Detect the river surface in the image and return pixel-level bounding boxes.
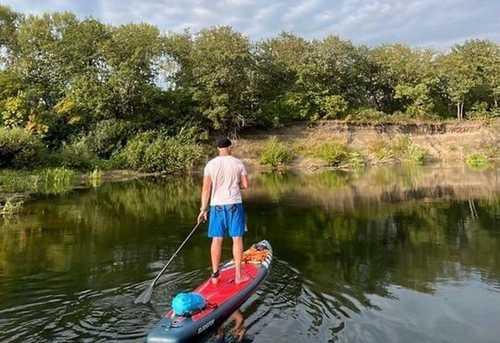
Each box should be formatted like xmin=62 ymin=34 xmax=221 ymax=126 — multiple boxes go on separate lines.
xmin=1 ymin=165 xmax=500 ymax=342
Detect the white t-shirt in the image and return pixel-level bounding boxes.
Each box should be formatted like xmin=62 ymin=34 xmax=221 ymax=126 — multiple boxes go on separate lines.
xmin=203 ymin=155 xmax=247 ymax=206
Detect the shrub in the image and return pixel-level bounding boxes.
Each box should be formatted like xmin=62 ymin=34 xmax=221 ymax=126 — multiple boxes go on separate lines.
xmin=0 ymin=127 xmax=45 ymax=168
xmin=259 ymin=137 xmax=294 ymax=169
xmin=321 ymin=95 xmax=348 ymax=119
xmin=117 ymin=131 xmax=155 ymax=170
xmin=345 ymin=108 xmax=386 ymax=123
xmin=119 ymin=131 xmax=203 ymax=173
xmin=370 ymin=136 xmax=427 ymax=164
xmin=405 ymin=143 xmax=427 ymax=164
xmin=90 ymin=119 xmax=136 ymax=158
xmin=465 ymin=153 xmax=490 ymax=169
xmin=315 ymin=142 xmax=350 ymax=167
xmin=57 ymin=136 xmax=98 ymax=170
xmin=314 ymin=142 xmax=365 ymax=168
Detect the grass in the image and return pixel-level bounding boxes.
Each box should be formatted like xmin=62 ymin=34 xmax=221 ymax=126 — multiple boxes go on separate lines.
xmin=305 ymin=141 xmax=365 ymax=169
xmin=370 ymin=136 xmax=427 ymax=164
xmin=259 ymin=137 xmax=295 ymax=169
xmin=465 ymin=153 xmax=491 ymax=169
xmin=0 ymin=167 xmax=77 ymax=194
xmin=87 ymin=168 xmax=103 ymax=187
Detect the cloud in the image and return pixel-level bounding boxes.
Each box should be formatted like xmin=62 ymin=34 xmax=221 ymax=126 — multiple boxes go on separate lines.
xmin=2 ymin=0 xmax=499 ymax=47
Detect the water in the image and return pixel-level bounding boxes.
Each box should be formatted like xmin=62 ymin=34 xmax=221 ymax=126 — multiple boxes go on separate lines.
xmin=1 ymin=165 xmax=500 ymax=342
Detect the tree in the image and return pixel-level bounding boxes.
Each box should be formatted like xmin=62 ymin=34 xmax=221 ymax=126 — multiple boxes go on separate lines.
xmin=368 ymin=44 xmax=437 ymax=115
xmin=438 ymin=40 xmax=499 ymax=119
xmin=102 ymin=23 xmax=165 ymax=122
xmin=189 ymin=26 xmax=253 ymax=132
xmin=252 ymin=32 xmax=310 ymax=125
xmin=0 ymin=5 xmax=21 ymax=66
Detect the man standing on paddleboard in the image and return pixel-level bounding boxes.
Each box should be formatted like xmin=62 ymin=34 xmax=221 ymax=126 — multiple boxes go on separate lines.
xmin=197 ymin=137 xmax=250 ymax=285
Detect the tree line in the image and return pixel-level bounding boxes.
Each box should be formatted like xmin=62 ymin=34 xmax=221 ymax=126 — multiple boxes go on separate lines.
xmin=0 ymin=6 xmax=499 ymax=169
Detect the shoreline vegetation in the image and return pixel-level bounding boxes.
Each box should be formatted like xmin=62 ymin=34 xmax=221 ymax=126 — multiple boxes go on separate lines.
xmin=1 ymin=6 xmax=499 ymax=214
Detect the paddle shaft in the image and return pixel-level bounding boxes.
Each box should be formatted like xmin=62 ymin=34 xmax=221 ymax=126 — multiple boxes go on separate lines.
xmin=150 ymin=221 xmax=202 ymax=287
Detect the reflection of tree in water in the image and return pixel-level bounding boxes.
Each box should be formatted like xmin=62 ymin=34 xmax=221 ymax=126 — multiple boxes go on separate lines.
xmin=247 ymin=195 xmax=500 ymax=306
xmin=1 ymin=165 xmax=500 ymax=330
xmin=0 ymin=177 xmax=207 ymax=291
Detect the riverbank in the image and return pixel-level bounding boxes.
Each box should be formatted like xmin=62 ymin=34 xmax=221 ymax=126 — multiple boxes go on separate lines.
xmin=0 ymin=169 xmax=157 ymax=217
xmin=1 ymin=119 xmax=499 ymax=216
xmin=233 ymin=118 xmax=500 ymax=171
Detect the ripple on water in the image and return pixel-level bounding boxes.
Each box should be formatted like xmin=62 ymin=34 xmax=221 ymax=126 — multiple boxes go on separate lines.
xmin=1 ymin=255 xmax=362 ymax=343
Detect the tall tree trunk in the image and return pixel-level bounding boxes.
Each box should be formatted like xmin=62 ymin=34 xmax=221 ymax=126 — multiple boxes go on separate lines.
xmin=460 ymin=102 xmax=464 ymax=120
xmin=457 ymin=103 xmax=461 ymax=120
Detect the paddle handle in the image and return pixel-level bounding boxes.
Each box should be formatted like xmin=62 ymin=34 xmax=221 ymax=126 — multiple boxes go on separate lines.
xmin=151 ymin=221 xmax=202 ymax=286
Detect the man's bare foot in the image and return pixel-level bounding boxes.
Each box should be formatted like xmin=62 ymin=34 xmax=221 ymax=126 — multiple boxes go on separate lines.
xmin=234 ymin=273 xmax=250 ymax=284
xmin=211 ymin=270 xmax=219 ymax=285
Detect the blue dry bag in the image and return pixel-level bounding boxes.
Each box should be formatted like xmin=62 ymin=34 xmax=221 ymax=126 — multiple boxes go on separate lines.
xmin=172 ymin=292 xmax=207 ymax=316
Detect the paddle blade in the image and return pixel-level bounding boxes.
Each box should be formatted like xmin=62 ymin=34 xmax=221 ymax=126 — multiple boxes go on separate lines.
xmin=134 ymin=284 xmax=154 ymax=304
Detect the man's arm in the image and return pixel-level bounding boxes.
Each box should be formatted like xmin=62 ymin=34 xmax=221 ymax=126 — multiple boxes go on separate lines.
xmin=200 ymin=176 xmax=212 ymax=210
xmin=240 ymin=174 xmax=249 ymax=189
xmin=198 ymin=176 xmax=211 ymax=223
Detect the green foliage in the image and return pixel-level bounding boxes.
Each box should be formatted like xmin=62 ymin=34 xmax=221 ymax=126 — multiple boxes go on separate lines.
xmin=88 ymin=119 xmax=135 ymax=158
xmin=37 ymin=167 xmax=76 ymax=193
xmin=314 ymin=142 xmax=364 ymax=168
xmin=315 ymin=142 xmax=350 ymax=166
xmin=190 ymin=26 xmax=253 ymax=131
xmin=86 ymin=168 xmax=103 ymax=187
xmin=394 ymin=83 xmax=434 ymax=117
xmin=465 ymin=153 xmax=490 ymax=169
xmin=1 ymin=93 xmax=29 ymax=128
xmin=0 ymin=167 xmax=75 ymax=194
xmin=119 ymin=131 xmax=203 ymax=173
xmin=371 ymin=136 xmax=427 ymax=164
xmin=0 ymin=6 xmax=499 ymax=172
xmin=259 ymin=137 xmax=295 ymax=169
xmin=0 ymin=127 xmax=45 ymax=168
xmin=56 ymin=136 xmax=98 ymax=170
xmin=321 ymin=95 xmax=348 ymax=119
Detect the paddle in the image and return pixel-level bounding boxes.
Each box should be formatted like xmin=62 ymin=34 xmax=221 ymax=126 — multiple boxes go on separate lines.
xmin=134 ymin=221 xmax=203 ymax=304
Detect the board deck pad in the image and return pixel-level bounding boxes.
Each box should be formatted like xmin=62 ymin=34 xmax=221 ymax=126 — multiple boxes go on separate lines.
xmin=192 ymin=263 xmax=259 ymax=320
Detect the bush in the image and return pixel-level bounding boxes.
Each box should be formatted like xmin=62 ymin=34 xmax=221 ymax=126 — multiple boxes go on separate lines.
xmin=345 ymin=108 xmax=386 ymax=123
xmin=57 ymin=136 xmax=99 ymax=170
xmin=314 ymin=142 xmax=364 ymax=168
xmin=315 ymin=142 xmax=349 ymax=166
xmin=370 ymin=136 xmax=427 ymax=164
xmin=404 ymin=143 xmax=427 ymax=164
xmin=0 ymin=127 xmax=45 ymax=168
xmin=119 ymin=131 xmax=203 ymax=173
xmin=465 ymin=153 xmax=490 ymax=169
xmin=90 ymin=119 xmax=136 ymax=158
xmin=321 ymin=95 xmax=348 ymax=119
xmin=259 ymin=137 xmax=294 ymax=169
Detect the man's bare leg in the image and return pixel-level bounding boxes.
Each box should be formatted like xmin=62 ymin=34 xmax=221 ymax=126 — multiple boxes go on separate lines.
xmin=211 ymin=237 xmax=223 ymax=284
xmin=232 ymin=237 xmax=249 ymax=284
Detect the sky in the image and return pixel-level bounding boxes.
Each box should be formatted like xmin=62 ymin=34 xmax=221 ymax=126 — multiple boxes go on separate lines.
xmin=2 ymin=0 xmax=500 ymax=48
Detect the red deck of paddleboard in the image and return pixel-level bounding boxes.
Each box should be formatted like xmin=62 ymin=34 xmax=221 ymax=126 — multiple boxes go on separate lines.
xmin=166 ymin=263 xmax=259 ymax=321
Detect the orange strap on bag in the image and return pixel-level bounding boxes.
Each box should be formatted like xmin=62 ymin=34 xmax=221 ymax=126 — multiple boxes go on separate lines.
xmin=241 ymin=246 xmax=269 ymax=264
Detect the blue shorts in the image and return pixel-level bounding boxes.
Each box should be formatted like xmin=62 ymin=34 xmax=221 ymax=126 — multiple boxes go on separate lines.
xmin=208 ymin=203 xmax=246 ymax=238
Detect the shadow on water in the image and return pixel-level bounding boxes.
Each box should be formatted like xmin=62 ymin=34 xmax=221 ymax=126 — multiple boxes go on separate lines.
xmin=0 ymin=164 xmax=500 ymax=342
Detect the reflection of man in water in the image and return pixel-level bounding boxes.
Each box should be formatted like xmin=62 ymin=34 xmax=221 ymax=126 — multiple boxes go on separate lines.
xmin=197 ymin=137 xmax=249 ymax=284
xmin=216 ymin=310 xmax=245 ymax=342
